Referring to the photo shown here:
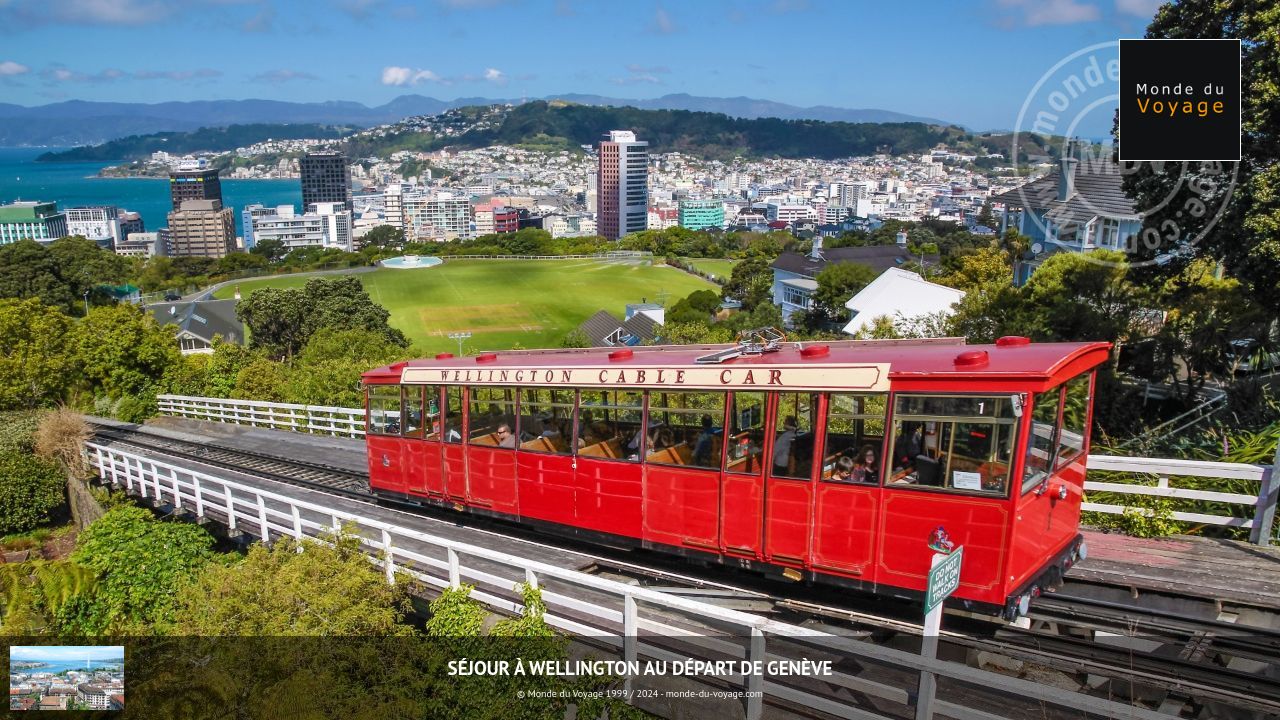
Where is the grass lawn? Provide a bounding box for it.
[212,258,716,353]
[681,257,738,280]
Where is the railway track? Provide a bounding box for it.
[89,421,1280,717]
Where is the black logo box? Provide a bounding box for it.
[1119,38,1241,162]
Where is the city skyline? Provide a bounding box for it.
[0,0,1161,135]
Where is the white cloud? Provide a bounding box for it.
[0,0,181,26]
[381,66,445,86]
[253,68,317,83]
[626,63,670,75]
[612,74,661,85]
[483,67,506,84]
[10,646,123,662]
[0,60,30,76]
[650,3,676,33]
[996,0,1099,26]
[1114,0,1161,17]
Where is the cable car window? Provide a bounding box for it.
[367,385,401,435]
[772,392,819,480]
[519,388,575,455]
[890,394,1017,496]
[402,386,426,439]
[725,392,766,475]
[1055,373,1091,470]
[468,386,518,449]
[577,389,643,462]
[822,393,887,484]
[442,386,464,444]
[1022,389,1061,493]
[422,387,441,441]
[647,390,726,469]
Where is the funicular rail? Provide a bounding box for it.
[86,426,1280,715]
[87,441,1174,720]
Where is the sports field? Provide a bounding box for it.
[681,257,738,280]
[212,258,716,353]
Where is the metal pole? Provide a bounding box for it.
[1250,442,1280,546]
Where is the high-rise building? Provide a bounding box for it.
[169,168,222,211]
[597,130,648,240]
[240,204,279,250]
[678,200,725,231]
[167,199,235,258]
[301,151,352,213]
[64,206,122,247]
[0,201,67,244]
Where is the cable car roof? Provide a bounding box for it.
[364,337,1111,391]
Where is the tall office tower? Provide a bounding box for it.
[597,130,648,240]
[168,168,222,211]
[301,151,353,213]
[167,199,236,258]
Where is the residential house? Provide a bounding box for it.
[992,140,1141,285]
[147,299,244,355]
[574,309,662,347]
[770,242,937,324]
[842,267,965,336]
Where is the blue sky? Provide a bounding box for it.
[10,646,124,662]
[0,0,1162,132]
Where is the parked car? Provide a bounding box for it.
[1223,339,1280,374]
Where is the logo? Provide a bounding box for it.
[927,526,955,554]
[1011,41,1238,270]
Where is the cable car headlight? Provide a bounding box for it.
[1017,593,1031,617]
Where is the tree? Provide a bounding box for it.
[559,329,591,348]
[812,262,878,324]
[74,304,181,402]
[360,224,405,250]
[0,240,75,313]
[1021,250,1141,345]
[173,530,413,635]
[64,506,215,634]
[721,255,772,311]
[214,252,268,276]
[0,299,78,409]
[249,238,288,263]
[48,236,132,303]
[1122,1,1280,312]
[0,450,65,535]
[202,342,259,398]
[936,247,1013,293]
[975,200,997,230]
[237,276,407,358]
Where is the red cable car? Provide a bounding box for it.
[362,336,1109,619]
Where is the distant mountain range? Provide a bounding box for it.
[0,94,954,147]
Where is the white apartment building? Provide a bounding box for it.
[766,202,817,224]
[402,194,471,241]
[244,204,353,251]
[473,207,495,235]
[65,206,122,245]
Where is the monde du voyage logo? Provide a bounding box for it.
[1119,38,1241,162]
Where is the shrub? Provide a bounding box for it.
[0,410,40,453]
[0,450,66,535]
[115,393,156,423]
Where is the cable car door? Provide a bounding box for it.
[763,392,820,568]
[810,393,886,582]
[440,386,468,502]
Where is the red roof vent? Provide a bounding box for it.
[475,352,498,363]
[954,350,989,368]
[996,336,1031,348]
[799,344,830,359]
[435,353,454,360]
[608,349,634,361]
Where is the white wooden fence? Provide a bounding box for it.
[153,395,1279,545]
[1083,455,1278,545]
[157,395,365,438]
[86,442,1172,720]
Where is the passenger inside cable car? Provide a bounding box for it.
[889,395,1016,494]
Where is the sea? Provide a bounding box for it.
[10,659,122,674]
[0,147,302,237]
